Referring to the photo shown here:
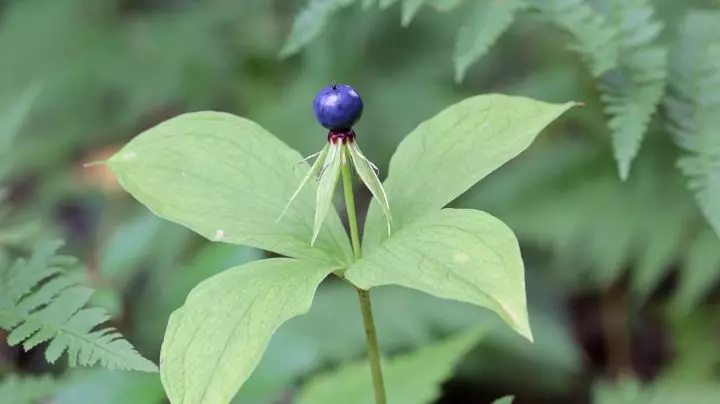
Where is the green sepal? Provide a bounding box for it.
[278,144,330,222]
[347,141,391,235]
[312,142,343,245]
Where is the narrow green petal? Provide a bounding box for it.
[312,143,343,245]
[348,142,392,235]
[277,144,330,222]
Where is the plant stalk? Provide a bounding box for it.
[341,148,387,404]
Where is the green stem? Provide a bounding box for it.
[342,150,362,261]
[341,147,387,404]
[356,287,387,404]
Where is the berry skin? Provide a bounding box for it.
[313,83,364,131]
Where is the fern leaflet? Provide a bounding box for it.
[379,0,400,9]
[279,0,358,58]
[401,0,425,26]
[665,11,720,238]
[362,0,377,9]
[401,0,464,26]
[0,241,158,372]
[528,0,618,77]
[453,0,527,83]
[596,0,667,180]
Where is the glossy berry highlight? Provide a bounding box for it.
[313,83,364,131]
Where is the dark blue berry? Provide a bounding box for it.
[313,83,364,131]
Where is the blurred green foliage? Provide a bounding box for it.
[0,0,719,403]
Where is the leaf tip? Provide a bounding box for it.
[144,361,160,373]
[310,230,320,246]
[277,47,294,60]
[82,160,108,168]
[500,302,533,342]
[107,151,138,165]
[454,69,465,85]
[617,159,631,182]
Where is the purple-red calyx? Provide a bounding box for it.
[327,129,356,145]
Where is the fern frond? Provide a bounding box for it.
[279,0,358,58]
[379,0,399,9]
[596,0,667,180]
[401,0,425,27]
[463,139,703,294]
[665,11,720,237]
[0,241,158,372]
[400,0,463,27]
[453,0,527,83]
[0,374,59,404]
[529,0,618,77]
[428,0,465,12]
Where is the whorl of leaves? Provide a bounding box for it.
[281,0,720,294]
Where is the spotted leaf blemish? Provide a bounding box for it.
[453,252,470,263]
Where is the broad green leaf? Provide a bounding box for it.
[296,327,484,404]
[312,143,343,245]
[159,258,337,404]
[492,396,515,404]
[348,209,532,340]
[107,112,352,267]
[348,142,391,234]
[379,0,399,9]
[454,0,526,83]
[279,0,357,58]
[363,94,575,252]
